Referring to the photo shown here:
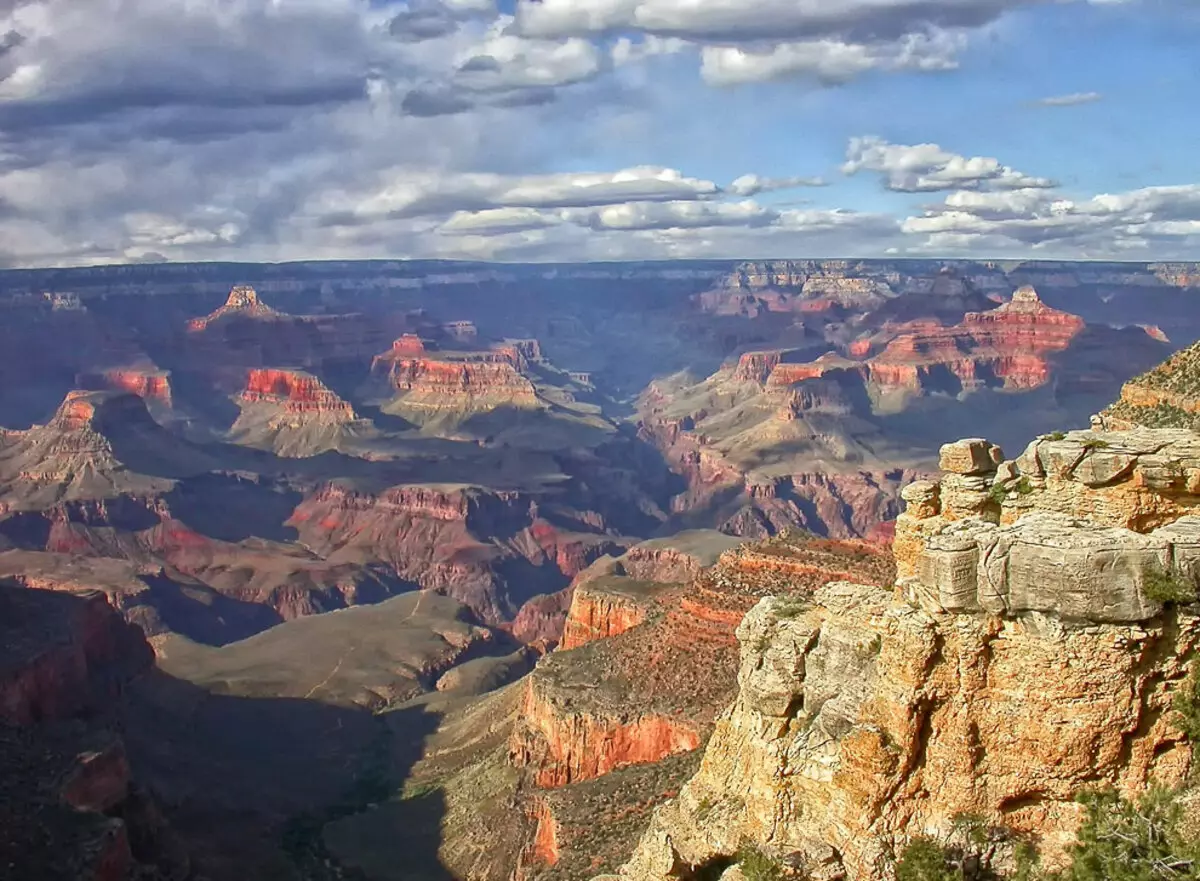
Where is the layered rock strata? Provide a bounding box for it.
[607,428,1200,881]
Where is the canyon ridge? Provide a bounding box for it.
[3,258,1200,881]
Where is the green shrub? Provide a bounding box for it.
[1081,438,1111,451]
[1047,431,1068,441]
[1143,565,1199,605]
[895,838,959,881]
[737,845,787,881]
[1063,787,1200,880]
[1174,665,1200,759]
[773,596,808,619]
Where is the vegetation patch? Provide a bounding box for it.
[737,845,787,881]
[1173,664,1200,762]
[893,789,1200,880]
[1143,565,1199,605]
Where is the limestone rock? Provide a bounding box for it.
[900,479,940,519]
[608,581,1199,881]
[939,438,1004,475]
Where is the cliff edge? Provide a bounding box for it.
[604,427,1200,881]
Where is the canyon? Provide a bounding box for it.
[3,258,1200,880]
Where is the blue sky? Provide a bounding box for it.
[0,0,1197,265]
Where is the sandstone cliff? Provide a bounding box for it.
[370,338,542,418]
[1100,338,1200,430]
[0,584,185,881]
[606,430,1200,881]
[228,367,378,456]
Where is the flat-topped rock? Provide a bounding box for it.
[938,438,1003,475]
[912,512,1180,622]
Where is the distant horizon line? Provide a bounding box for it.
[3,255,1200,275]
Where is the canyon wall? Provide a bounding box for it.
[0,584,183,881]
[606,427,1200,881]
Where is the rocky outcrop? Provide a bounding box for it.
[610,577,1197,881]
[0,585,183,881]
[186,284,279,331]
[1100,338,1200,430]
[181,285,397,370]
[76,366,172,406]
[510,670,702,788]
[371,349,540,412]
[867,286,1086,394]
[228,368,374,456]
[289,483,621,623]
[560,579,652,650]
[0,391,197,511]
[610,426,1200,881]
[239,368,355,416]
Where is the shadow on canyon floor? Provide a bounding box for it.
[122,668,453,881]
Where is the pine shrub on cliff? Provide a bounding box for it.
[895,788,1200,880]
[737,845,788,881]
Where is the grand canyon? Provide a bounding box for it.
[5,258,1200,881]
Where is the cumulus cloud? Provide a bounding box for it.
[700,29,965,85]
[452,26,603,91]
[512,0,1028,43]
[842,136,1057,192]
[320,166,722,225]
[1035,91,1103,106]
[900,183,1200,256]
[726,174,826,196]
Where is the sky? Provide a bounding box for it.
[0,0,1197,267]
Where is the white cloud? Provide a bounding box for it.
[320,166,722,225]
[610,34,687,65]
[453,17,603,90]
[843,136,1057,192]
[575,198,775,230]
[699,29,963,84]
[512,0,1030,42]
[899,183,1200,256]
[727,173,825,196]
[1036,91,1103,106]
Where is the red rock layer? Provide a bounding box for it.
[239,368,355,417]
[512,681,701,789]
[733,351,783,384]
[186,285,279,331]
[372,353,538,406]
[868,285,1085,392]
[0,588,153,727]
[559,584,649,650]
[78,368,172,405]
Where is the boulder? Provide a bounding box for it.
[900,479,940,519]
[938,438,1004,475]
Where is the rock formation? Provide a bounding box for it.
[288,482,624,624]
[76,366,173,406]
[605,426,1200,881]
[370,337,541,418]
[228,368,377,456]
[186,285,279,331]
[0,391,206,511]
[0,584,185,881]
[1100,338,1200,430]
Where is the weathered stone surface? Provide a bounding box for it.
[1072,449,1137,487]
[938,438,1004,475]
[734,596,818,718]
[609,582,1199,881]
[899,479,940,519]
[940,472,996,521]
